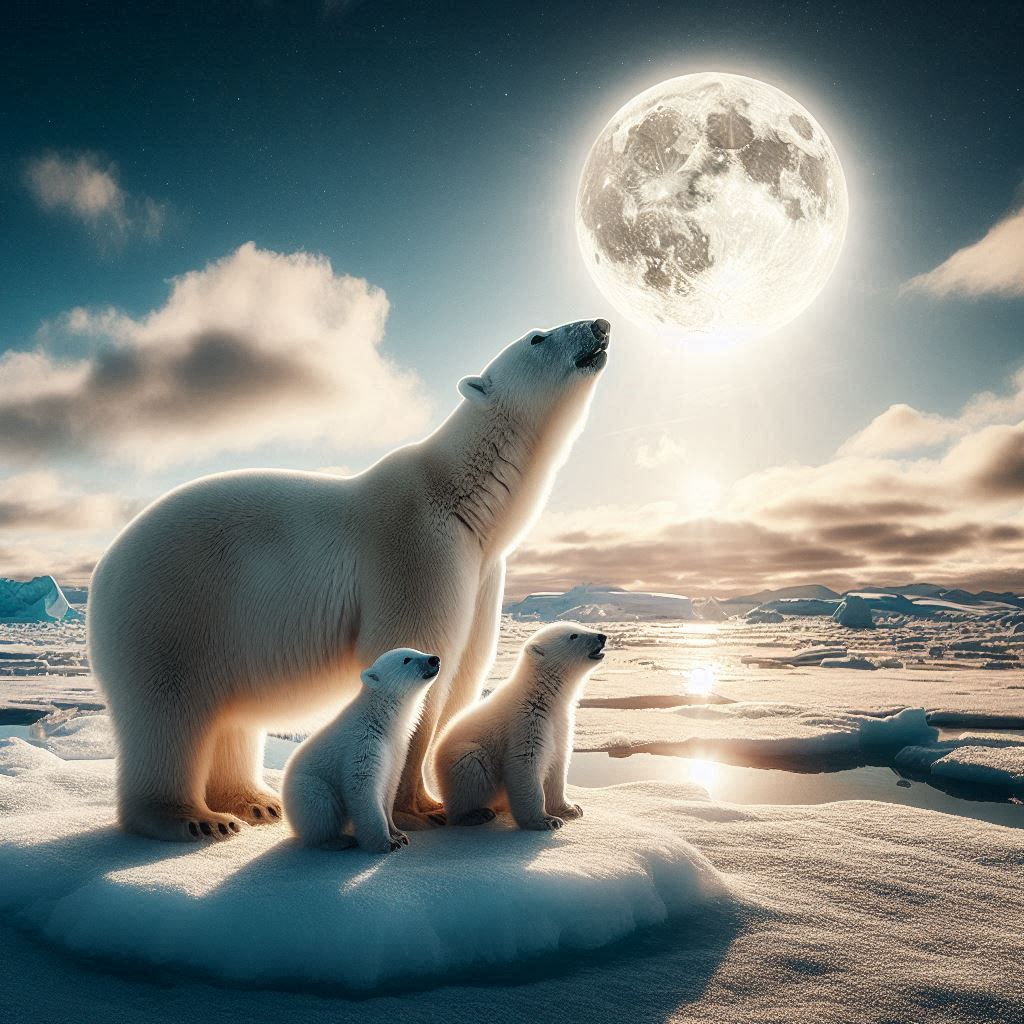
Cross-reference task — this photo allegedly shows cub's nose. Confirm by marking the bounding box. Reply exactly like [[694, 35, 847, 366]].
[[427, 655, 440, 668], [597, 633, 607, 645], [591, 319, 610, 341]]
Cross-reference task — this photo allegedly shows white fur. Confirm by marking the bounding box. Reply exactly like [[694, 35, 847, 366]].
[[433, 622, 606, 830], [87, 319, 610, 841], [282, 649, 438, 851]]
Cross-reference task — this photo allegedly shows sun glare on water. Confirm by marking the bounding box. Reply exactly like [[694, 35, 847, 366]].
[[686, 663, 718, 695]]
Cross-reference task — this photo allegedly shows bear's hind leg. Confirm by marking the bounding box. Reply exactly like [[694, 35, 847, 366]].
[[113, 699, 243, 842], [205, 724, 282, 825], [441, 746, 498, 827]]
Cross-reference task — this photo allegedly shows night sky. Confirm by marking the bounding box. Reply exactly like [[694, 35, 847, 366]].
[[1, 0, 1022, 594]]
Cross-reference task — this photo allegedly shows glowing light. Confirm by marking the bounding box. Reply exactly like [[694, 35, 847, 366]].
[[686, 663, 717, 695], [685, 757, 718, 792]]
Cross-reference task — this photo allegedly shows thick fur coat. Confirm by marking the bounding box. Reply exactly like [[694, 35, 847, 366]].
[[432, 622, 606, 830], [87, 319, 610, 840], [282, 649, 438, 851]]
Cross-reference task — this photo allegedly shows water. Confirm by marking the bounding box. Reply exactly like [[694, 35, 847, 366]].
[[568, 751, 1024, 829], [5, 720, 1020, 830]]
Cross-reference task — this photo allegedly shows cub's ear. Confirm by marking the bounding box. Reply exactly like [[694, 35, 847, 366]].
[[458, 375, 490, 403], [360, 669, 381, 687], [528, 643, 546, 658]]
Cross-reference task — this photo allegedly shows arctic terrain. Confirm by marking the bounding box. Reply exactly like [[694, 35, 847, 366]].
[[1, 576, 1022, 1023]]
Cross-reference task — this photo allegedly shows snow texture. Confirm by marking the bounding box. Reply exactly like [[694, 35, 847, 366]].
[[575, 702, 937, 758], [896, 733, 1024, 791], [0, 734, 724, 991]]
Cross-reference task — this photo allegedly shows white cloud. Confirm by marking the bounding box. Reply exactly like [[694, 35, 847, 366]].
[[840, 367, 1024, 457], [635, 433, 686, 469], [903, 204, 1024, 298], [508, 369, 1024, 598], [24, 153, 166, 244], [0, 243, 431, 469]]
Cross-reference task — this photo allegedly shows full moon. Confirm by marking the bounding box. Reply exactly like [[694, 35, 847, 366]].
[[576, 73, 849, 340]]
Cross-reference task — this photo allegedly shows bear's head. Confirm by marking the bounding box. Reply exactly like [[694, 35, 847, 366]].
[[457, 319, 611, 435], [524, 621, 607, 687], [360, 648, 440, 698]]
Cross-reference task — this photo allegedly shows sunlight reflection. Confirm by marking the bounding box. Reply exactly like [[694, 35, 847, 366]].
[[684, 757, 719, 794], [686, 663, 718, 695]]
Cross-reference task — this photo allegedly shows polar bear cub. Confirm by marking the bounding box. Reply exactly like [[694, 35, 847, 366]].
[[283, 649, 439, 851], [433, 622, 606, 831]]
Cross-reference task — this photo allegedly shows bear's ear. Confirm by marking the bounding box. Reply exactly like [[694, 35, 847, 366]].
[[360, 669, 381, 688], [458, 375, 490, 404], [528, 643, 546, 658]]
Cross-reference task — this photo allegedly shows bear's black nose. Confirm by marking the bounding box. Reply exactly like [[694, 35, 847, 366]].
[[427, 655, 440, 667], [591, 319, 610, 341], [597, 633, 607, 645]]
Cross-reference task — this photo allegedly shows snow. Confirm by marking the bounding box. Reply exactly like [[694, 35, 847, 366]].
[[896, 733, 1024, 791], [0, 732, 723, 991], [0, 575, 81, 623], [575, 702, 937, 759], [1, 740, 1022, 1022]]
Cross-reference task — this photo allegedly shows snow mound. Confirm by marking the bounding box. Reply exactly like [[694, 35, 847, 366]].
[[30, 710, 116, 760], [896, 733, 1024, 790], [0, 575, 82, 622], [0, 738, 725, 991], [576, 702, 937, 760], [506, 584, 694, 621]]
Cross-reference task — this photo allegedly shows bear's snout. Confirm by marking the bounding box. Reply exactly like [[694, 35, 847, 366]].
[[591, 319, 610, 341], [423, 654, 441, 679]]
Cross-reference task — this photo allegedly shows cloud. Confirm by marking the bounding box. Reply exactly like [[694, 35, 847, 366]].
[[840, 367, 1024, 457], [0, 472, 136, 531], [0, 243, 431, 468], [903, 204, 1024, 298], [24, 153, 166, 244], [635, 433, 686, 470], [508, 370, 1024, 599]]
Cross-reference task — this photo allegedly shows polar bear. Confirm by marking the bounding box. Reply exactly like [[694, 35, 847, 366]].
[[88, 318, 610, 841], [433, 622, 606, 830], [282, 648, 439, 851]]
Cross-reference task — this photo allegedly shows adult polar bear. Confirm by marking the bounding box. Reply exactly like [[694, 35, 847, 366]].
[[88, 318, 611, 841]]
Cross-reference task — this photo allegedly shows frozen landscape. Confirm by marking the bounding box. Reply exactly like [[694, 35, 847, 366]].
[[1, 583, 1022, 1022]]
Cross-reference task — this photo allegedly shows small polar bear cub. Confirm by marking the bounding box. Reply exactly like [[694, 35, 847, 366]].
[[283, 649, 440, 851], [433, 622, 606, 831]]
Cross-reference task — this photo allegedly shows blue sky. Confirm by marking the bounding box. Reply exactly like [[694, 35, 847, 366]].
[[1, 0, 1022, 594]]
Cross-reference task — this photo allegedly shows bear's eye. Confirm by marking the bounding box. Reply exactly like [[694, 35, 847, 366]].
[[570, 633, 578, 640], [403, 657, 411, 664], [530, 334, 544, 345]]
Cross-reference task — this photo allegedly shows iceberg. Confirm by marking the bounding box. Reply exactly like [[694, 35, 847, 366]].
[[0, 575, 82, 623], [505, 584, 695, 621]]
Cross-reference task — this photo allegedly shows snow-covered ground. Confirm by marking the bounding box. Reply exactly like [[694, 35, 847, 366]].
[[2, 612, 1023, 1022]]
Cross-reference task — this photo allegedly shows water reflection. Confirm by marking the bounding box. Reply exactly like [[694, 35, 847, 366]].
[[568, 750, 1024, 830]]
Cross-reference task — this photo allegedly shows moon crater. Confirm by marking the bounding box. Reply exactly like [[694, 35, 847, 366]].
[[576, 73, 849, 339]]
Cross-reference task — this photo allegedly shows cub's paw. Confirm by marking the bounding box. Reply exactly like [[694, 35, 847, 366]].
[[390, 830, 410, 846], [524, 815, 565, 831], [555, 804, 583, 820], [387, 839, 405, 852]]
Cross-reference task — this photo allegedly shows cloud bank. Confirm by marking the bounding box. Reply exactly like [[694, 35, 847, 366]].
[[0, 243, 430, 468], [903, 204, 1024, 298], [24, 153, 166, 244], [508, 373, 1024, 598]]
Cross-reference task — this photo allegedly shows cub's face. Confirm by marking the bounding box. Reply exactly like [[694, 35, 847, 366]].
[[360, 648, 440, 698], [526, 622, 607, 682], [457, 319, 611, 430]]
